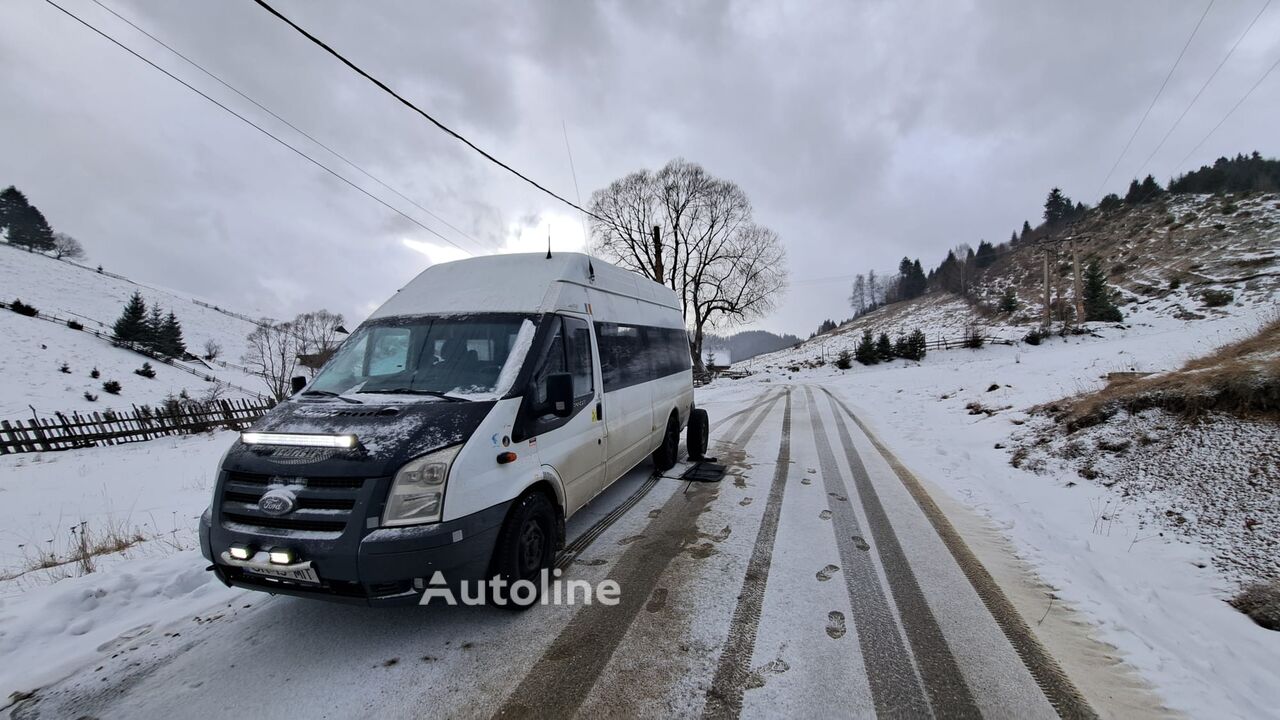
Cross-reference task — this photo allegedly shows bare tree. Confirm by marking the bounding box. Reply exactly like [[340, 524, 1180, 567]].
[[589, 159, 788, 371], [292, 310, 346, 375], [202, 339, 222, 361], [243, 319, 298, 402], [51, 232, 85, 260]]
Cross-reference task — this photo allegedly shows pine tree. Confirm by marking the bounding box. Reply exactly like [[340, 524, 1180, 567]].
[[0, 186, 27, 234], [908, 328, 927, 361], [112, 291, 148, 344], [999, 286, 1018, 313], [1124, 178, 1143, 204], [1009, 230, 1019, 246], [893, 334, 909, 358], [6, 202, 55, 253], [1138, 174, 1163, 202], [159, 311, 186, 357], [975, 240, 996, 268], [854, 330, 878, 365], [1021, 220, 1032, 240], [144, 305, 166, 351], [1099, 193, 1122, 212], [876, 332, 894, 362], [1043, 188, 1074, 227], [1083, 260, 1123, 322]]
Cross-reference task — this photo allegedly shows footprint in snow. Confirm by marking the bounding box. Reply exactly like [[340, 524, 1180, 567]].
[[739, 497, 754, 506], [617, 534, 645, 546], [850, 535, 870, 551], [827, 493, 847, 502], [711, 525, 731, 542], [826, 611, 847, 639], [819, 510, 832, 520], [800, 477, 812, 485], [815, 564, 839, 582], [646, 587, 668, 613]]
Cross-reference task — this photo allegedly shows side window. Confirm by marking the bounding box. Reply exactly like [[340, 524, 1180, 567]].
[[367, 327, 410, 376], [563, 316, 595, 399], [532, 320, 566, 408]]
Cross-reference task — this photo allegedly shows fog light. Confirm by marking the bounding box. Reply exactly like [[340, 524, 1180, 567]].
[[229, 544, 251, 560], [268, 548, 294, 565]]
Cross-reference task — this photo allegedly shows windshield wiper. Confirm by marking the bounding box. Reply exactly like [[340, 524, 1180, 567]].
[[361, 388, 469, 402], [300, 390, 364, 404]]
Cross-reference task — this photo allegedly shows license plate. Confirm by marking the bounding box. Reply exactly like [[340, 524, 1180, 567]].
[[243, 563, 320, 584]]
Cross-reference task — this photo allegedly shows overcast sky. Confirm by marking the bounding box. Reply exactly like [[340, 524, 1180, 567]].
[[2, 0, 1278, 337]]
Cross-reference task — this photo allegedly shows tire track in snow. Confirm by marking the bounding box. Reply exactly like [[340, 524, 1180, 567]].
[[701, 389, 792, 719], [820, 390, 981, 717], [821, 387, 1098, 720], [493, 391, 786, 719], [805, 386, 932, 717]]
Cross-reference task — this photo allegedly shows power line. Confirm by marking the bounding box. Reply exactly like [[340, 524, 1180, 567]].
[[41, 0, 473, 254], [1175, 49, 1280, 169], [251, 0, 606, 223], [1097, 0, 1215, 194], [1136, 0, 1273, 179], [80, 0, 489, 254]]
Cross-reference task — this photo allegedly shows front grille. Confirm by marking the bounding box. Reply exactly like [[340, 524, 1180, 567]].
[[219, 472, 366, 536]]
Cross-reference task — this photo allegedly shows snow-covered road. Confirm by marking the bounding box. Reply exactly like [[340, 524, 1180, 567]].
[[9, 384, 1095, 719]]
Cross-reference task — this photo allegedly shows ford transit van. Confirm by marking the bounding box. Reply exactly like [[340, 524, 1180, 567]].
[[199, 253, 708, 605]]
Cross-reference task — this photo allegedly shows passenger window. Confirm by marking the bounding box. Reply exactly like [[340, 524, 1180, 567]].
[[563, 317, 595, 399], [367, 328, 410, 376]]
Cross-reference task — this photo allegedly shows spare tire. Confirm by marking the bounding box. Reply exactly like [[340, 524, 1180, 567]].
[[687, 407, 709, 460]]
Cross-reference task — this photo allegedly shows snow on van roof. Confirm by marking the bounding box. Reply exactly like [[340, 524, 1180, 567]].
[[368, 252, 682, 319]]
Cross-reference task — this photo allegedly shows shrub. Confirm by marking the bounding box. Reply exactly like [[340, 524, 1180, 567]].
[[9, 299, 37, 317], [1169, 276, 1182, 290], [134, 362, 157, 379], [834, 349, 852, 370], [1231, 579, 1280, 631], [1111, 263, 1126, 276], [59, 362, 71, 374], [83, 391, 98, 402], [67, 319, 83, 330], [90, 367, 100, 379], [102, 380, 122, 395], [1201, 289, 1234, 307], [963, 326, 985, 349], [1213, 222, 1226, 231], [1023, 328, 1045, 346], [905, 329, 927, 361], [1220, 202, 1239, 215]]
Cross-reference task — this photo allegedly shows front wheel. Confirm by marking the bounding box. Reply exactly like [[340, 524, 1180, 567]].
[[490, 492, 556, 610]]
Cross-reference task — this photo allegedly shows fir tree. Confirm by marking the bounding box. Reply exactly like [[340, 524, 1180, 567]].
[[893, 334, 910, 358], [144, 305, 166, 351], [6, 202, 55, 252], [112, 291, 148, 344], [999, 286, 1018, 313], [1021, 220, 1032, 240], [1009, 230, 1019, 246], [1083, 260, 1123, 322], [0, 186, 27, 234], [854, 330, 878, 365], [1043, 188, 1074, 227], [908, 328, 927, 361], [158, 311, 186, 357], [1099, 193, 1122, 211], [975, 240, 997, 268], [875, 332, 894, 362]]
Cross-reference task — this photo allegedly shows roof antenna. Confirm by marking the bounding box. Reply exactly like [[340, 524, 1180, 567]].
[[546, 227, 552, 259]]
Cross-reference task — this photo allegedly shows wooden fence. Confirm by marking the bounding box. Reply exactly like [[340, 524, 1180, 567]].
[[0, 398, 275, 455]]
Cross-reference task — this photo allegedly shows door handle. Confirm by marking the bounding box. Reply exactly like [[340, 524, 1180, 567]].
[[595, 401, 603, 421]]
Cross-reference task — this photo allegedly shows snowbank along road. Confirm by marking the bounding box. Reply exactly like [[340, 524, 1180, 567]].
[[11, 384, 1098, 719]]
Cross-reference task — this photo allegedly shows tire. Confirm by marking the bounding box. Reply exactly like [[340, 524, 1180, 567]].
[[652, 413, 680, 471], [490, 492, 556, 610], [687, 408, 709, 460]]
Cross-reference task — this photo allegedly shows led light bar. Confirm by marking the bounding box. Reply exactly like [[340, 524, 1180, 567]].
[[240, 432, 358, 449]]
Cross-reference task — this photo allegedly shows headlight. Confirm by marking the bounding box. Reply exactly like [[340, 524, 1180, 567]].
[[382, 445, 460, 527]]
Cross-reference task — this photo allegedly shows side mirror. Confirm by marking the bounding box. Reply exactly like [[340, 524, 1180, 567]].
[[545, 372, 574, 418], [290, 376, 308, 395]]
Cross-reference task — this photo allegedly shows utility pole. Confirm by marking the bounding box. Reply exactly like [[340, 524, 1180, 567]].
[[1042, 244, 1052, 328], [652, 225, 664, 285], [1070, 238, 1085, 324]]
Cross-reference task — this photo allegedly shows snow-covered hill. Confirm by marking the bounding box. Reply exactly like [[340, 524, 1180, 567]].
[[748, 192, 1280, 370], [0, 245, 269, 417]]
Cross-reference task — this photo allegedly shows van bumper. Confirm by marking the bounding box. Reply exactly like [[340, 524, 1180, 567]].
[[201, 500, 512, 606]]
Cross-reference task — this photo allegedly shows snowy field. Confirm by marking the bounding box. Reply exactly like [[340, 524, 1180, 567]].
[[0, 245, 269, 416]]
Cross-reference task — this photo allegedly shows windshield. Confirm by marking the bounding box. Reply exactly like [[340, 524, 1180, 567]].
[[307, 314, 536, 400]]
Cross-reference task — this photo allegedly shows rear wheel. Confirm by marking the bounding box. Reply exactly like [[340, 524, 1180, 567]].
[[653, 413, 680, 471], [490, 492, 556, 610], [687, 408, 709, 460]]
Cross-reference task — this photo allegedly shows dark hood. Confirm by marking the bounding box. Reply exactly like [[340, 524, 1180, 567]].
[[223, 398, 496, 478]]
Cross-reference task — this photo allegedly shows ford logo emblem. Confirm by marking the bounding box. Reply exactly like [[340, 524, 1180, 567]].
[[258, 488, 296, 516]]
